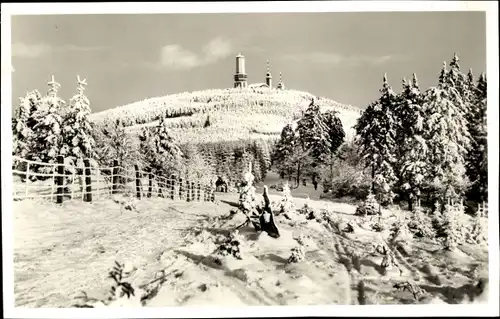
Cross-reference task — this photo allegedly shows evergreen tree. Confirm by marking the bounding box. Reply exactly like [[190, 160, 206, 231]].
[[354, 74, 399, 205], [216, 145, 233, 183], [467, 73, 488, 202], [296, 102, 330, 163], [30, 76, 65, 173], [234, 146, 252, 185], [60, 76, 96, 169], [181, 143, 214, 185], [443, 54, 474, 155], [446, 53, 471, 117], [248, 143, 262, 183], [238, 162, 257, 216], [320, 109, 346, 190], [422, 63, 471, 204], [273, 123, 298, 180], [278, 182, 295, 215], [139, 113, 183, 176], [12, 90, 42, 162], [260, 139, 272, 170], [94, 119, 139, 168], [273, 122, 313, 187], [394, 74, 428, 210]]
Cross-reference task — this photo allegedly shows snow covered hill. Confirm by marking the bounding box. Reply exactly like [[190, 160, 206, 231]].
[[90, 88, 361, 145]]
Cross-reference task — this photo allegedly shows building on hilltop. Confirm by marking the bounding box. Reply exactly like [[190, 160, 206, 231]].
[[276, 72, 285, 90], [234, 53, 248, 88], [233, 54, 285, 90], [248, 83, 271, 89]]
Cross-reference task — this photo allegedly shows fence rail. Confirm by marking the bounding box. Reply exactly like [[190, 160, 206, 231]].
[[12, 156, 215, 204]]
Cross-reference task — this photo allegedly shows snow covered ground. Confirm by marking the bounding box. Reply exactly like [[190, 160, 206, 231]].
[[12, 192, 489, 308]]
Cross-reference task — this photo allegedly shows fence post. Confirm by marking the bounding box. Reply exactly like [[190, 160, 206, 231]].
[[186, 179, 191, 202], [164, 177, 169, 199], [71, 170, 76, 199], [51, 164, 56, 203], [147, 168, 152, 198], [96, 167, 100, 201], [170, 175, 176, 200], [25, 162, 30, 198], [112, 159, 119, 194], [84, 159, 92, 202], [197, 182, 201, 201], [80, 171, 85, 201], [179, 177, 184, 200], [135, 164, 141, 199], [56, 155, 64, 204], [158, 173, 164, 198], [190, 181, 195, 202]]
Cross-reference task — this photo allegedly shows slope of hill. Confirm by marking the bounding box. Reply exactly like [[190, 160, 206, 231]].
[[90, 87, 361, 145]]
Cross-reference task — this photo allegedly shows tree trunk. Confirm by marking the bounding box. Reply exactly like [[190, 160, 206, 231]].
[[408, 193, 413, 212], [295, 162, 301, 189], [371, 163, 375, 194], [330, 162, 334, 193]]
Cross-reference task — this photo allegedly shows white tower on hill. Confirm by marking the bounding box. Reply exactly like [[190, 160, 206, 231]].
[[234, 53, 248, 88], [265, 60, 272, 89]]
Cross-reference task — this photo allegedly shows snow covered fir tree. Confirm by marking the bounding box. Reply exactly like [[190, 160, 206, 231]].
[[353, 53, 488, 215], [60, 76, 97, 170]]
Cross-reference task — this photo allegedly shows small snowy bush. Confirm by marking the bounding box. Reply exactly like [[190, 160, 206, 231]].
[[326, 215, 347, 233], [74, 261, 138, 308], [238, 163, 257, 216], [374, 243, 404, 276], [393, 281, 425, 301], [297, 202, 316, 220], [288, 234, 307, 263], [407, 206, 435, 239], [389, 218, 413, 245], [278, 183, 295, 215], [215, 231, 243, 260], [344, 220, 356, 233], [355, 192, 379, 216], [288, 246, 305, 263], [465, 216, 488, 245], [442, 203, 467, 250], [370, 216, 385, 232]]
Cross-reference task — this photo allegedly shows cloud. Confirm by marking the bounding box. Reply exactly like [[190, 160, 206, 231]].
[[12, 43, 51, 58], [283, 52, 396, 67], [159, 37, 233, 70], [160, 45, 203, 70], [12, 42, 107, 58], [203, 37, 232, 62], [57, 44, 107, 52]]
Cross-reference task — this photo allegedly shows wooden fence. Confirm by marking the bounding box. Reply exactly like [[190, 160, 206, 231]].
[[12, 156, 215, 204]]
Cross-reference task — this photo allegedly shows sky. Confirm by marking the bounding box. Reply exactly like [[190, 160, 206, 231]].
[[10, 11, 486, 113]]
